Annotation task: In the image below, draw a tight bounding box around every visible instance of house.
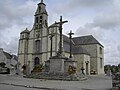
[0,48,18,73]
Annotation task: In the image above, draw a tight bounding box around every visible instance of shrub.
[68,65,76,75]
[32,64,43,73]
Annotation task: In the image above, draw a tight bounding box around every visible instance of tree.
[118,63,120,72]
[104,64,120,74]
[104,65,111,74]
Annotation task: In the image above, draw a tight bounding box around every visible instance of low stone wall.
[25,72,87,81]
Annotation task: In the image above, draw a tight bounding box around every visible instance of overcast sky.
[0,0,120,65]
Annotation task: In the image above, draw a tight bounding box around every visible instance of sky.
[0,0,120,65]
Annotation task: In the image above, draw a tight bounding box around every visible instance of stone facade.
[18,0,104,75]
[73,54,90,75]
[79,44,104,74]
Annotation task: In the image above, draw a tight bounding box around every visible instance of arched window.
[34,57,40,66]
[36,17,38,23]
[35,40,40,53]
[39,6,41,13]
[22,34,24,38]
[40,16,42,19]
[40,20,42,23]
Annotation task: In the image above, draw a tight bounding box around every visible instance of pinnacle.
[41,0,43,3]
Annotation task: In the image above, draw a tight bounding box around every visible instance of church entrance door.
[34,57,40,66]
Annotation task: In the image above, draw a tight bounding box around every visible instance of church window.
[35,40,40,53]
[22,35,24,38]
[39,6,41,13]
[36,33,40,38]
[99,47,102,54]
[100,58,102,68]
[45,20,47,27]
[40,16,42,19]
[39,24,42,28]
[40,20,42,23]
[36,17,38,23]
[34,57,40,66]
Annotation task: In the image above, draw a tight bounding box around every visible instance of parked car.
[0,67,10,74]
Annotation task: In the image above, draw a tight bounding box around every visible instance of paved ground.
[0,84,43,90]
[0,74,112,90]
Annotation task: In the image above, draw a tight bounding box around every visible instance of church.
[18,0,104,75]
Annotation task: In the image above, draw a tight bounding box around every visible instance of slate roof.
[63,35,90,55]
[63,35,74,44]
[72,35,103,47]
[3,51,12,59]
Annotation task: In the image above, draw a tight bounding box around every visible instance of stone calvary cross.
[55,16,68,57]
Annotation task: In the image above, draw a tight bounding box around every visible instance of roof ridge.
[72,35,92,39]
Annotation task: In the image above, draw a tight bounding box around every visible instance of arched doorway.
[34,57,40,66]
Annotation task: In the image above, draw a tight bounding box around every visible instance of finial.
[41,0,43,3]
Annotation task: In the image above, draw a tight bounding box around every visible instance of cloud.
[75,26,105,41]
[0,0,36,31]
[1,37,19,54]
[0,0,37,54]
[74,0,120,65]
[68,0,113,8]
[92,13,120,30]
[54,0,113,14]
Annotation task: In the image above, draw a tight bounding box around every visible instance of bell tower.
[34,0,48,37]
[33,0,49,63]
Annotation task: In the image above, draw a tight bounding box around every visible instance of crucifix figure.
[55,16,68,56]
[68,30,74,58]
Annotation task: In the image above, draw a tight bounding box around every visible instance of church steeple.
[35,0,47,15]
[34,0,48,28]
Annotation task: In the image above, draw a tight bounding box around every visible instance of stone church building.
[18,0,104,75]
